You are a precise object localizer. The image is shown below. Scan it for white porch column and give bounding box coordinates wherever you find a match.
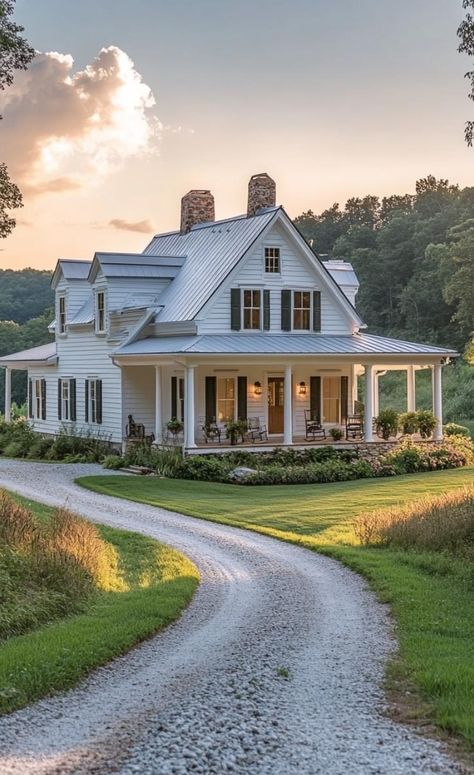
[350,364,358,414]
[283,364,293,445]
[406,365,416,412]
[432,363,443,440]
[364,364,374,442]
[184,365,196,448]
[4,367,12,423]
[154,365,162,443]
[373,371,380,418]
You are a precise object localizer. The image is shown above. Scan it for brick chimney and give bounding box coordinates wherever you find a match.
[180,190,215,233]
[247,173,276,217]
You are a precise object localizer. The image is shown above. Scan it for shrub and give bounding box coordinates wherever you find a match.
[444,422,471,438]
[398,411,418,435]
[102,454,125,470]
[375,409,399,440]
[329,427,343,441]
[416,409,437,439]
[354,487,474,556]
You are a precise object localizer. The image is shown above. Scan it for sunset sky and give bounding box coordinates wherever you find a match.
[1,0,472,270]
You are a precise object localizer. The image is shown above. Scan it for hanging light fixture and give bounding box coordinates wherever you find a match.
[298,381,307,396]
[254,381,262,396]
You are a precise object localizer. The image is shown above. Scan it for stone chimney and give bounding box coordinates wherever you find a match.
[180,190,215,233]
[247,173,276,217]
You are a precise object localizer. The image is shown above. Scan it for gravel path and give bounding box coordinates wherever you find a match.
[0,459,466,775]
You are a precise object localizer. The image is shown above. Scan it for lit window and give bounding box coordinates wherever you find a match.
[87,379,102,424]
[62,379,70,420]
[243,290,261,330]
[293,291,311,330]
[58,296,66,334]
[96,292,106,333]
[265,247,280,273]
[217,378,235,423]
[34,379,45,419]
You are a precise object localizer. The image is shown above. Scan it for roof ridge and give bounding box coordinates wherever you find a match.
[150,207,282,240]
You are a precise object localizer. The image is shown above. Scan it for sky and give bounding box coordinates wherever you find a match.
[0,0,472,270]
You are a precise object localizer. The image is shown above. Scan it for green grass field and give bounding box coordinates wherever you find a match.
[78,467,474,750]
[0,493,199,714]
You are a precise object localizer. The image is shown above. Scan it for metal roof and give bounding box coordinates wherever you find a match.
[58,259,91,280]
[89,253,185,282]
[143,208,280,322]
[115,333,458,358]
[68,298,94,325]
[0,342,57,364]
[323,260,359,289]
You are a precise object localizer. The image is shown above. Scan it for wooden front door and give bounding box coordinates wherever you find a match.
[268,377,284,433]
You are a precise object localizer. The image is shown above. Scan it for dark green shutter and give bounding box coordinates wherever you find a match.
[310,376,321,424]
[171,376,177,419]
[263,290,270,330]
[85,379,89,422]
[313,291,321,332]
[340,376,348,422]
[28,379,33,419]
[41,379,46,420]
[237,376,247,421]
[58,379,62,420]
[205,376,217,424]
[96,380,102,424]
[231,288,241,331]
[281,289,291,331]
[70,379,77,422]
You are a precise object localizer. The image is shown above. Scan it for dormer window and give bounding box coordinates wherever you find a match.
[58,296,66,335]
[264,247,280,273]
[96,291,106,334]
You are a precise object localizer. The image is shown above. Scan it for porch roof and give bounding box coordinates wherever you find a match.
[114,332,458,359]
[0,341,57,368]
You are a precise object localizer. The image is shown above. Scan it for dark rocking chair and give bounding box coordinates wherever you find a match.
[304,410,326,441]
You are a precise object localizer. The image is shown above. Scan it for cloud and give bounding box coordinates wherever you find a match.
[108,218,154,233]
[0,46,161,195]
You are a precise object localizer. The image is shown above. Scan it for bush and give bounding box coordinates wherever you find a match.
[398,411,418,435]
[329,427,343,441]
[416,409,437,439]
[102,454,125,470]
[376,409,399,440]
[444,422,471,438]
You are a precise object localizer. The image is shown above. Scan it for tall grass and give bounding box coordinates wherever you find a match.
[0,490,121,640]
[355,487,474,556]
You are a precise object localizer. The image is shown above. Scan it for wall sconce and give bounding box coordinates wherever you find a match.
[298,381,307,396]
[254,381,262,396]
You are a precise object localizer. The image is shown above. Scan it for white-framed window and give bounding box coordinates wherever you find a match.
[242,289,262,330]
[86,378,102,424]
[58,295,67,334]
[217,377,236,423]
[264,246,280,273]
[171,376,185,422]
[34,379,45,419]
[293,290,311,330]
[95,291,106,333]
[61,379,70,420]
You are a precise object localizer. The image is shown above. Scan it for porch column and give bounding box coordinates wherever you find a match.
[373,371,380,418]
[154,365,162,443]
[284,364,293,445]
[364,364,374,442]
[432,363,443,441]
[4,367,12,423]
[184,365,197,448]
[406,365,416,412]
[350,364,358,414]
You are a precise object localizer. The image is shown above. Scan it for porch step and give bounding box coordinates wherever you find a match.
[121,465,154,476]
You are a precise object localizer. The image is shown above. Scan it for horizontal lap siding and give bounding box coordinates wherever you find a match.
[197,223,352,335]
[122,366,156,436]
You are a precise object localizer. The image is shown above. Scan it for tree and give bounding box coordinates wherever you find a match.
[0,0,34,237]
[457,0,474,146]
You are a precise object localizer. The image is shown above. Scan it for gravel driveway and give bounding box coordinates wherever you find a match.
[0,459,466,775]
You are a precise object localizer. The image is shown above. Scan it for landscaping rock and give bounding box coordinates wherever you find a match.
[228,466,256,482]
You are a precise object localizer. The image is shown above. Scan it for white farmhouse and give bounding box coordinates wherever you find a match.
[0,174,457,450]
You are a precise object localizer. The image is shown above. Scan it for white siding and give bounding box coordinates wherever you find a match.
[197,222,353,335]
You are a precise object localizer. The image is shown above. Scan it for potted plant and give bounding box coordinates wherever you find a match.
[375,409,399,440]
[329,427,343,441]
[226,419,248,445]
[398,411,418,436]
[166,418,184,438]
[416,410,437,439]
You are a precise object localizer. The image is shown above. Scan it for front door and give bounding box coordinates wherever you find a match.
[268,377,284,433]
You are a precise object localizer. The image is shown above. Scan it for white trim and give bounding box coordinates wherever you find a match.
[291,288,312,332]
[241,288,263,332]
[95,290,107,335]
[263,244,281,275]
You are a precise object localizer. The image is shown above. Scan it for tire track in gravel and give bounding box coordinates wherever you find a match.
[0,460,467,775]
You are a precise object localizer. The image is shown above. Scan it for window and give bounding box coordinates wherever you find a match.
[243,289,261,330]
[96,291,106,333]
[34,379,46,419]
[58,378,76,421]
[171,377,185,422]
[217,377,235,423]
[265,247,280,273]
[293,291,311,330]
[58,296,66,334]
[86,379,102,424]
[322,377,341,423]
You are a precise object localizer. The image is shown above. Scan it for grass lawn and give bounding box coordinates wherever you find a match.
[78,467,474,750]
[0,492,199,715]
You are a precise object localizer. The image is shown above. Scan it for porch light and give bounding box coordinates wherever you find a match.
[298,381,307,396]
[254,381,262,396]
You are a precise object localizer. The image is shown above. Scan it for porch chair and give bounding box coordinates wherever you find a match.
[304,410,326,441]
[201,417,222,445]
[245,417,268,443]
[345,414,364,440]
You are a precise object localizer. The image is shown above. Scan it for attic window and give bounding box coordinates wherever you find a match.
[96,292,106,333]
[58,296,66,334]
[264,247,280,273]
